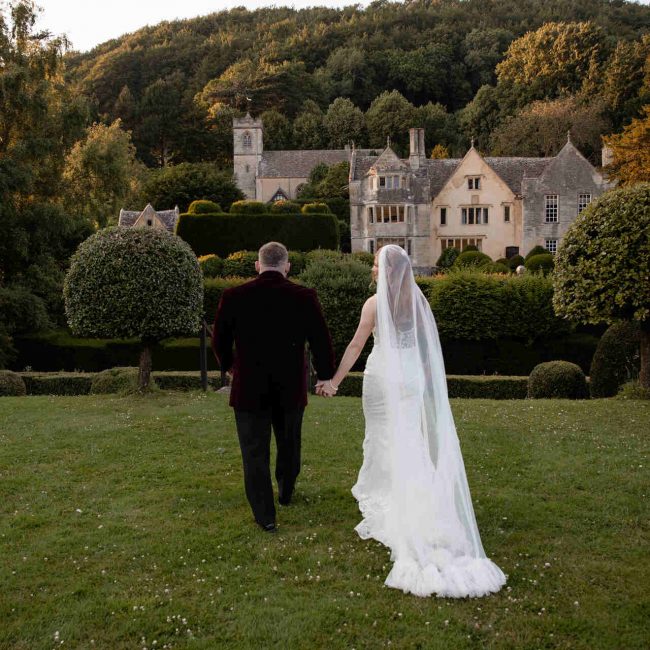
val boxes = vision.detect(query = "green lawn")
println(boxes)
[0,393,648,649]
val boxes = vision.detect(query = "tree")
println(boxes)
[414,102,455,152]
[62,120,143,228]
[365,90,416,155]
[316,162,350,199]
[602,105,650,186]
[318,46,376,108]
[324,98,366,148]
[293,100,326,149]
[496,22,609,102]
[553,184,650,389]
[430,144,450,159]
[260,109,293,150]
[489,96,611,163]
[64,228,204,390]
[463,28,514,91]
[133,163,244,213]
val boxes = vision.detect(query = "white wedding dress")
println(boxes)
[351,245,506,598]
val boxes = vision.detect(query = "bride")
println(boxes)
[317,245,506,598]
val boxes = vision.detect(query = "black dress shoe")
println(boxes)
[278,495,291,506]
[259,522,277,533]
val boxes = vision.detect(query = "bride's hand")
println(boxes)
[321,380,338,397]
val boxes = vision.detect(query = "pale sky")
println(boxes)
[33,0,372,53]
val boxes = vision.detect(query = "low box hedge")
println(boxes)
[332,372,528,399]
[19,371,224,395]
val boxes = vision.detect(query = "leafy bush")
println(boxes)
[222,251,258,277]
[453,250,492,269]
[527,361,588,398]
[203,277,249,319]
[230,200,267,214]
[463,244,479,252]
[429,271,572,342]
[176,213,339,257]
[299,256,372,364]
[525,245,548,261]
[90,366,158,395]
[270,200,301,214]
[0,370,26,396]
[351,251,375,266]
[188,200,222,214]
[616,380,650,400]
[134,163,243,213]
[436,247,460,269]
[288,251,306,275]
[589,321,640,397]
[305,249,344,266]
[485,262,510,274]
[0,286,51,335]
[198,254,224,278]
[525,253,554,274]
[302,202,332,214]
[507,254,525,270]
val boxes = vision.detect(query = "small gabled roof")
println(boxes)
[367,145,410,174]
[118,203,179,232]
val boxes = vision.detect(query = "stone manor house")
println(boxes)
[233,115,614,272]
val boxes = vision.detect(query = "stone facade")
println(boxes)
[232,116,614,270]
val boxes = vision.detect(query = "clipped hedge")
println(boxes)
[270,200,301,214]
[525,253,554,275]
[176,213,339,257]
[453,251,492,269]
[90,367,151,395]
[229,200,267,214]
[0,369,27,396]
[222,251,258,277]
[188,200,221,214]
[302,202,332,214]
[198,254,224,278]
[334,373,528,399]
[527,361,588,399]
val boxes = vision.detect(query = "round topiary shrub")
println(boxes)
[269,200,301,214]
[64,227,204,391]
[198,254,224,278]
[222,251,258,277]
[589,321,640,397]
[527,360,588,399]
[525,253,555,275]
[288,251,306,276]
[351,251,375,266]
[436,247,460,269]
[507,254,525,270]
[463,244,479,252]
[453,250,492,269]
[188,200,221,214]
[0,370,27,396]
[229,200,267,214]
[485,262,510,274]
[301,202,332,215]
[90,367,157,395]
[525,245,548,261]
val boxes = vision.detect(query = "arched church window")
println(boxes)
[243,132,252,148]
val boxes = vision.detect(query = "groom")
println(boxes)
[211,241,335,533]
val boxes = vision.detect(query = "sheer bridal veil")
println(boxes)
[363,245,505,597]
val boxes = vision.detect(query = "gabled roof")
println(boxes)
[259,148,375,179]
[118,204,179,232]
[424,158,462,196]
[483,157,553,194]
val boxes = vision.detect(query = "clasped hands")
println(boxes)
[315,378,338,397]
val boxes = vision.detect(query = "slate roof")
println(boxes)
[118,204,179,232]
[259,149,375,179]
[483,157,553,194]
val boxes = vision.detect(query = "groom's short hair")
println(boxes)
[259,241,289,268]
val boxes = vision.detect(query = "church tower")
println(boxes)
[233,114,263,199]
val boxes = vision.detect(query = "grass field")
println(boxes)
[0,393,648,649]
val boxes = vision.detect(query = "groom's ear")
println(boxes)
[255,260,261,274]
[285,261,291,275]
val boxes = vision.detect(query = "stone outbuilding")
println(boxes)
[118,204,180,233]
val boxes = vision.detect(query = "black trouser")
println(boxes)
[234,405,304,526]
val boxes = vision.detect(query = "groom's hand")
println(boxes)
[315,380,325,396]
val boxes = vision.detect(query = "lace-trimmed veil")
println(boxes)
[366,244,505,597]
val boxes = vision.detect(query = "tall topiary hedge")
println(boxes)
[176,213,339,257]
[188,200,222,214]
[64,227,204,390]
[589,321,640,397]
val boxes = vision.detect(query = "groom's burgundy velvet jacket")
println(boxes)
[211,271,335,411]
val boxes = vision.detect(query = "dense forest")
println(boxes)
[66,0,650,165]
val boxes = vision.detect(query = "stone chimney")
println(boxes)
[409,127,426,169]
[601,144,613,168]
